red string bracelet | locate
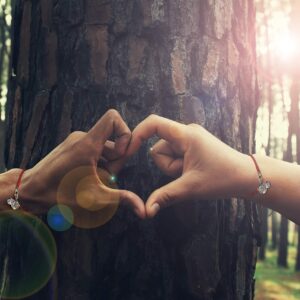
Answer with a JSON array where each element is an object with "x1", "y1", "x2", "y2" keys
[
  {"x1": 249, "y1": 154, "x2": 271, "y2": 196},
  {"x1": 7, "y1": 169, "x2": 26, "y2": 210}
]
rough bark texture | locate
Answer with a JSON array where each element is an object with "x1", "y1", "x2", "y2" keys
[
  {"x1": 271, "y1": 212, "x2": 278, "y2": 250},
  {"x1": 3, "y1": 1, "x2": 260, "y2": 299},
  {"x1": 258, "y1": 208, "x2": 268, "y2": 260},
  {"x1": 277, "y1": 216, "x2": 288, "y2": 268},
  {"x1": 0, "y1": 114, "x2": 4, "y2": 172},
  {"x1": 296, "y1": 226, "x2": 300, "y2": 271}
]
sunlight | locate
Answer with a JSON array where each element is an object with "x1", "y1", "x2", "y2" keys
[
  {"x1": 255, "y1": 1, "x2": 297, "y2": 157},
  {"x1": 276, "y1": 32, "x2": 299, "y2": 62},
  {"x1": 256, "y1": 3, "x2": 300, "y2": 65}
]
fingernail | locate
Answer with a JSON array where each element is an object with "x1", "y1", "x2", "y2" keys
[
  {"x1": 151, "y1": 203, "x2": 160, "y2": 216},
  {"x1": 134, "y1": 208, "x2": 146, "y2": 219}
]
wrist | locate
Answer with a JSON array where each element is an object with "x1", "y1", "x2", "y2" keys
[
  {"x1": 0, "y1": 168, "x2": 23, "y2": 210},
  {"x1": 18, "y1": 168, "x2": 38, "y2": 202},
  {"x1": 238, "y1": 153, "x2": 273, "y2": 200},
  {"x1": 235, "y1": 153, "x2": 260, "y2": 199},
  {"x1": 18, "y1": 167, "x2": 54, "y2": 213},
  {"x1": 1, "y1": 168, "x2": 21, "y2": 194}
]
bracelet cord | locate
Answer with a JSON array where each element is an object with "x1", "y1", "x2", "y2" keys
[
  {"x1": 249, "y1": 154, "x2": 271, "y2": 196},
  {"x1": 7, "y1": 169, "x2": 25, "y2": 210}
]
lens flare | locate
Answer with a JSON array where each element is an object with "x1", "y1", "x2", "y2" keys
[
  {"x1": 47, "y1": 205, "x2": 74, "y2": 231},
  {"x1": 56, "y1": 166, "x2": 120, "y2": 229},
  {"x1": 110, "y1": 175, "x2": 117, "y2": 183},
  {"x1": 276, "y1": 33, "x2": 299, "y2": 61},
  {"x1": 0, "y1": 211, "x2": 57, "y2": 299}
]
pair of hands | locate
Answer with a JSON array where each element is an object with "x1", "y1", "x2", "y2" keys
[{"x1": 20, "y1": 109, "x2": 252, "y2": 219}]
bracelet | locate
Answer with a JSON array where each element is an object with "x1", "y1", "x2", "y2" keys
[
  {"x1": 249, "y1": 154, "x2": 271, "y2": 195},
  {"x1": 7, "y1": 169, "x2": 25, "y2": 210}
]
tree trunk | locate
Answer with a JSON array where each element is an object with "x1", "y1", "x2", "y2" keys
[
  {"x1": 258, "y1": 208, "x2": 268, "y2": 260},
  {"x1": 0, "y1": 110, "x2": 4, "y2": 172},
  {"x1": 290, "y1": 77, "x2": 300, "y2": 271},
  {"x1": 296, "y1": 226, "x2": 300, "y2": 271},
  {"x1": 277, "y1": 216, "x2": 289, "y2": 268},
  {"x1": 271, "y1": 212, "x2": 278, "y2": 250},
  {"x1": 3, "y1": 1, "x2": 260, "y2": 299},
  {"x1": 291, "y1": 223, "x2": 297, "y2": 246},
  {"x1": 0, "y1": 0, "x2": 12, "y2": 172}
]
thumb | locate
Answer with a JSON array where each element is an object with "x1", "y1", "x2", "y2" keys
[
  {"x1": 150, "y1": 139, "x2": 183, "y2": 177},
  {"x1": 118, "y1": 189, "x2": 146, "y2": 219},
  {"x1": 145, "y1": 175, "x2": 189, "y2": 218},
  {"x1": 75, "y1": 174, "x2": 146, "y2": 219}
]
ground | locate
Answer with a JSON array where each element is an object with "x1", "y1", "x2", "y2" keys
[{"x1": 255, "y1": 241, "x2": 300, "y2": 300}]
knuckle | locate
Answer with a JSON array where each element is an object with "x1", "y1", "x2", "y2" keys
[
  {"x1": 147, "y1": 114, "x2": 159, "y2": 122},
  {"x1": 122, "y1": 128, "x2": 131, "y2": 137},
  {"x1": 68, "y1": 132, "x2": 96, "y2": 155},
  {"x1": 67, "y1": 130, "x2": 86, "y2": 141},
  {"x1": 149, "y1": 146, "x2": 157, "y2": 155},
  {"x1": 107, "y1": 109, "x2": 120, "y2": 119},
  {"x1": 188, "y1": 123, "x2": 200, "y2": 129},
  {"x1": 160, "y1": 193, "x2": 170, "y2": 208},
  {"x1": 155, "y1": 189, "x2": 170, "y2": 207}
]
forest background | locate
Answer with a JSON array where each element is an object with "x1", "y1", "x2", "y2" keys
[{"x1": 0, "y1": 0, "x2": 300, "y2": 299}]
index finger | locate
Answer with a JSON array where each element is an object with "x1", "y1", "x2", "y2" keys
[
  {"x1": 127, "y1": 115, "x2": 188, "y2": 156},
  {"x1": 88, "y1": 109, "x2": 131, "y2": 155}
]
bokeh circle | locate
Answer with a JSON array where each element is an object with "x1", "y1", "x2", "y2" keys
[
  {"x1": 56, "y1": 166, "x2": 120, "y2": 229},
  {"x1": 47, "y1": 204, "x2": 74, "y2": 232},
  {"x1": 0, "y1": 210, "x2": 57, "y2": 299}
]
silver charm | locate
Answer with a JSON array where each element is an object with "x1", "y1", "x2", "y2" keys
[
  {"x1": 7, "y1": 198, "x2": 21, "y2": 210},
  {"x1": 7, "y1": 188, "x2": 21, "y2": 210},
  {"x1": 258, "y1": 181, "x2": 271, "y2": 195}
]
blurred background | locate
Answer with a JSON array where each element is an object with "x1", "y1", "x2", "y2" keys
[
  {"x1": 0, "y1": 0, "x2": 299, "y2": 299},
  {"x1": 0, "y1": 0, "x2": 11, "y2": 173},
  {"x1": 255, "y1": 0, "x2": 300, "y2": 299}
]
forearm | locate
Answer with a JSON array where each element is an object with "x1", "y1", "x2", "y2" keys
[
  {"x1": 0, "y1": 169, "x2": 22, "y2": 211},
  {"x1": 241, "y1": 154, "x2": 300, "y2": 225}
]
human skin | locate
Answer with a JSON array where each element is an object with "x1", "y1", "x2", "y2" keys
[
  {"x1": 0, "y1": 109, "x2": 145, "y2": 218},
  {"x1": 1, "y1": 112, "x2": 300, "y2": 225},
  {"x1": 126, "y1": 115, "x2": 300, "y2": 225}
]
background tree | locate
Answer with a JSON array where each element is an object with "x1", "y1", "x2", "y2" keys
[
  {"x1": 296, "y1": 225, "x2": 300, "y2": 271},
  {"x1": 257, "y1": 66, "x2": 270, "y2": 259},
  {"x1": 255, "y1": 0, "x2": 300, "y2": 272},
  {"x1": 289, "y1": 0, "x2": 300, "y2": 273},
  {"x1": 0, "y1": 0, "x2": 12, "y2": 172},
  {"x1": 0, "y1": 107, "x2": 4, "y2": 171},
  {"x1": 277, "y1": 82, "x2": 298, "y2": 268},
  {"x1": 2, "y1": 1, "x2": 260, "y2": 299},
  {"x1": 277, "y1": 215, "x2": 289, "y2": 267}
]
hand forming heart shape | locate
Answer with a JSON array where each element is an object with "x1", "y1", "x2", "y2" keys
[
  {"x1": 101, "y1": 113, "x2": 253, "y2": 219},
  {"x1": 17, "y1": 110, "x2": 253, "y2": 222}
]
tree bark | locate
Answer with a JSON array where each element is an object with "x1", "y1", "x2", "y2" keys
[
  {"x1": 258, "y1": 208, "x2": 268, "y2": 260},
  {"x1": 0, "y1": 110, "x2": 4, "y2": 172},
  {"x1": 271, "y1": 213, "x2": 278, "y2": 250},
  {"x1": 296, "y1": 226, "x2": 300, "y2": 271},
  {"x1": 289, "y1": 78, "x2": 300, "y2": 271},
  {"x1": 277, "y1": 216, "x2": 289, "y2": 268},
  {"x1": 3, "y1": 1, "x2": 260, "y2": 299}
]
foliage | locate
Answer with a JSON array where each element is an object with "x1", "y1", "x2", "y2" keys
[{"x1": 255, "y1": 242, "x2": 300, "y2": 300}]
